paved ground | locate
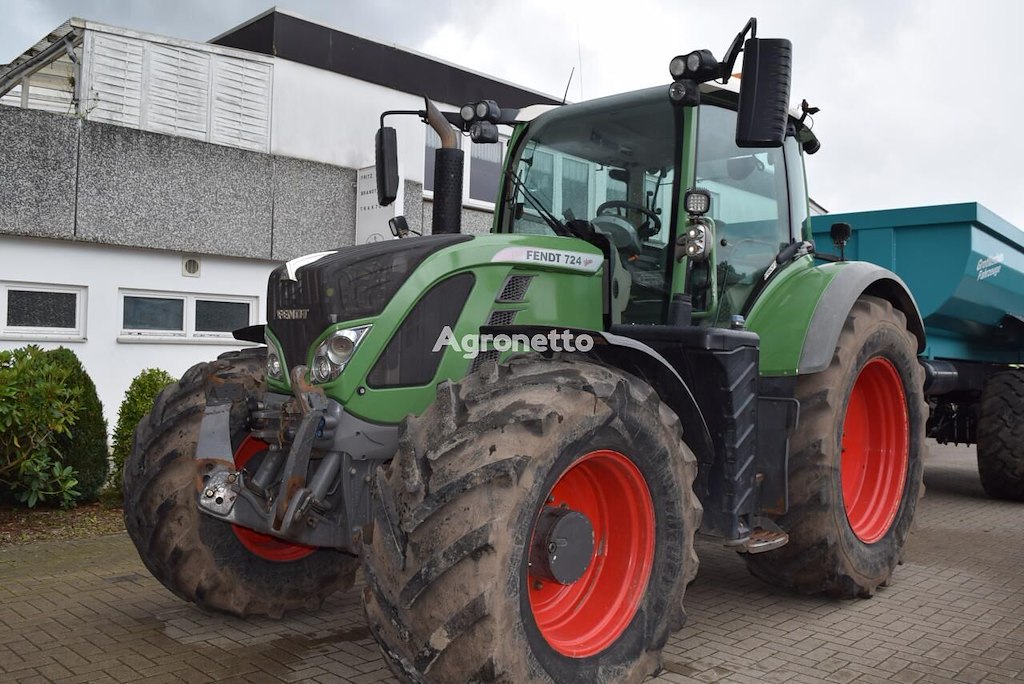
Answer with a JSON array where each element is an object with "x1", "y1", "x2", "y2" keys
[{"x1": 1, "y1": 441, "x2": 1021, "y2": 683}]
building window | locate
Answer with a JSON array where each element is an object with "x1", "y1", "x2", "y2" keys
[
  {"x1": 424, "y1": 130, "x2": 508, "y2": 208},
  {"x1": 195, "y1": 299, "x2": 250, "y2": 334},
  {"x1": 468, "y1": 139, "x2": 504, "y2": 203},
  {"x1": 123, "y1": 295, "x2": 185, "y2": 333},
  {"x1": 0, "y1": 282, "x2": 86, "y2": 340},
  {"x1": 423, "y1": 127, "x2": 460, "y2": 194},
  {"x1": 119, "y1": 290, "x2": 256, "y2": 341}
]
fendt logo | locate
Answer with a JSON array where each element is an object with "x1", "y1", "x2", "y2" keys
[{"x1": 275, "y1": 308, "x2": 310, "y2": 320}]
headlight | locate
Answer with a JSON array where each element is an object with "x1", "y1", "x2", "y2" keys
[
  {"x1": 310, "y1": 325, "x2": 371, "y2": 384},
  {"x1": 265, "y1": 332, "x2": 286, "y2": 381}
]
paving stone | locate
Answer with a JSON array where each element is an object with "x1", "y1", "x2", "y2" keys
[{"x1": 0, "y1": 442, "x2": 1021, "y2": 683}]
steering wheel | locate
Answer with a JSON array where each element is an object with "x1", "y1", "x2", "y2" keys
[{"x1": 596, "y1": 200, "x2": 662, "y2": 239}]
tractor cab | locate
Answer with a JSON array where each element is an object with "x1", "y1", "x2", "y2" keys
[{"x1": 497, "y1": 82, "x2": 817, "y2": 329}]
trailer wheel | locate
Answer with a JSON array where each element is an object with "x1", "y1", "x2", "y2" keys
[
  {"x1": 744, "y1": 296, "x2": 926, "y2": 597},
  {"x1": 123, "y1": 348, "x2": 358, "y2": 617},
  {"x1": 362, "y1": 356, "x2": 701, "y2": 683},
  {"x1": 977, "y1": 370, "x2": 1024, "y2": 501}
]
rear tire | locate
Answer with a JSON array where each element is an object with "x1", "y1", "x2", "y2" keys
[
  {"x1": 977, "y1": 370, "x2": 1024, "y2": 501},
  {"x1": 361, "y1": 356, "x2": 701, "y2": 683},
  {"x1": 123, "y1": 348, "x2": 358, "y2": 617},
  {"x1": 744, "y1": 296, "x2": 926, "y2": 597}
]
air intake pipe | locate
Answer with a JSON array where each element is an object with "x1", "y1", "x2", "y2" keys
[{"x1": 425, "y1": 98, "x2": 463, "y2": 235}]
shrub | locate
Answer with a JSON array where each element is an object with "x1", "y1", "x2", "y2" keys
[
  {"x1": 111, "y1": 368, "x2": 176, "y2": 491},
  {"x1": 0, "y1": 345, "x2": 81, "y2": 508},
  {"x1": 46, "y1": 348, "x2": 109, "y2": 502}
]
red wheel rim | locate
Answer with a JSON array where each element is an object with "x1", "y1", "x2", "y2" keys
[
  {"x1": 230, "y1": 436, "x2": 316, "y2": 562},
  {"x1": 528, "y1": 449, "x2": 655, "y2": 658},
  {"x1": 841, "y1": 357, "x2": 909, "y2": 544}
]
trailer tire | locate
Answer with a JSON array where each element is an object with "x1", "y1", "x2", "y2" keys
[
  {"x1": 362, "y1": 356, "x2": 701, "y2": 683},
  {"x1": 123, "y1": 348, "x2": 358, "y2": 618},
  {"x1": 977, "y1": 370, "x2": 1024, "y2": 501},
  {"x1": 744, "y1": 296, "x2": 926, "y2": 597}
]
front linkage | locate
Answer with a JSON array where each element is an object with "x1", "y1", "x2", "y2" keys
[{"x1": 194, "y1": 363, "x2": 396, "y2": 553}]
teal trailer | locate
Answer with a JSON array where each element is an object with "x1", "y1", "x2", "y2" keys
[{"x1": 812, "y1": 203, "x2": 1024, "y2": 498}]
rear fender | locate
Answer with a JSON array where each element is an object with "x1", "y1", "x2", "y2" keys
[
  {"x1": 747, "y1": 259, "x2": 925, "y2": 375},
  {"x1": 800, "y1": 263, "x2": 925, "y2": 374}
]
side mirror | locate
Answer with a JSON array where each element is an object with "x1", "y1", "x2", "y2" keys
[
  {"x1": 389, "y1": 215, "x2": 411, "y2": 238},
  {"x1": 736, "y1": 38, "x2": 792, "y2": 148},
  {"x1": 375, "y1": 126, "x2": 400, "y2": 206}
]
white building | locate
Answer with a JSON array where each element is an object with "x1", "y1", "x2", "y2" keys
[{"x1": 0, "y1": 9, "x2": 558, "y2": 427}]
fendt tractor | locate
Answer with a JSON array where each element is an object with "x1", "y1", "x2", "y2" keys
[{"x1": 124, "y1": 18, "x2": 1023, "y2": 684}]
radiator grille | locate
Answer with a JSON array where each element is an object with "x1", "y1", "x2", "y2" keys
[
  {"x1": 487, "y1": 309, "x2": 519, "y2": 327},
  {"x1": 497, "y1": 275, "x2": 533, "y2": 302}
]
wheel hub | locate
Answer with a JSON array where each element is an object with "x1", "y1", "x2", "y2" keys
[
  {"x1": 529, "y1": 507, "x2": 595, "y2": 585},
  {"x1": 527, "y1": 449, "x2": 656, "y2": 658},
  {"x1": 841, "y1": 357, "x2": 909, "y2": 544}
]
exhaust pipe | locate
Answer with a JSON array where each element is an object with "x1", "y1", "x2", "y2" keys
[{"x1": 425, "y1": 98, "x2": 463, "y2": 235}]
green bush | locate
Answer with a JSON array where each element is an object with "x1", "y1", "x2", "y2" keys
[
  {"x1": 111, "y1": 368, "x2": 176, "y2": 491},
  {"x1": 0, "y1": 345, "x2": 82, "y2": 508},
  {"x1": 46, "y1": 348, "x2": 109, "y2": 502}
]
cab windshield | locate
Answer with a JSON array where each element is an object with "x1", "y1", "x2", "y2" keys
[{"x1": 504, "y1": 89, "x2": 677, "y2": 323}]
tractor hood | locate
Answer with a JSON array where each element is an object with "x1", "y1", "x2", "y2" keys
[
  {"x1": 265, "y1": 233, "x2": 606, "y2": 423},
  {"x1": 268, "y1": 235, "x2": 472, "y2": 369}
]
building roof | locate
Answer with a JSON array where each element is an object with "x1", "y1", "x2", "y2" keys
[
  {"x1": 210, "y1": 7, "x2": 561, "y2": 109},
  {"x1": 0, "y1": 19, "x2": 80, "y2": 97}
]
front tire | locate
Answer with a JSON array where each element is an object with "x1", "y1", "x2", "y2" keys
[
  {"x1": 123, "y1": 348, "x2": 359, "y2": 617},
  {"x1": 977, "y1": 370, "x2": 1024, "y2": 501},
  {"x1": 745, "y1": 296, "x2": 926, "y2": 597},
  {"x1": 362, "y1": 356, "x2": 701, "y2": 683}
]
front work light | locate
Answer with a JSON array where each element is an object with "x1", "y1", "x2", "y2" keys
[
  {"x1": 668, "y1": 50, "x2": 720, "y2": 82},
  {"x1": 458, "y1": 100, "x2": 503, "y2": 135},
  {"x1": 684, "y1": 188, "x2": 712, "y2": 216},
  {"x1": 470, "y1": 121, "x2": 499, "y2": 143},
  {"x1": 669, "y1": 55, "x2": 688, "y2": 80},
  {"x1": 474, "y1": 100, "x2": 500, "y2": 122}
]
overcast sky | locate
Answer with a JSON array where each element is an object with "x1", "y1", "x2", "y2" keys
[{"x1": 4, "y1": 1, "x2": 1024, "y2": 227}]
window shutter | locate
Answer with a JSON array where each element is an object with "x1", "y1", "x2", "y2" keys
[
  {"x1": 211, "y1": 56, "x2": 272, "y2": 152},
  {"x1": 143, "y1": 43, "x2": 210, "y2": 140},
  {"x1": 86, "y1": 31, "x2": 144, "y2": 127}
]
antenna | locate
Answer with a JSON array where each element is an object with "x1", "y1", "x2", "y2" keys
[{"x1": 561, "y1": 67, "x2": 575, "y2": 105}]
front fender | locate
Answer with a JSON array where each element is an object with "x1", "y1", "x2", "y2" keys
[{"x1": 479, "y1": 324, "x2": 715, "y2": 468}]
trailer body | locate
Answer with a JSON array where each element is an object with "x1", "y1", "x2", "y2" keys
[{"x1": 812, "y1": 203, "x2": 1024, "y2": 365}]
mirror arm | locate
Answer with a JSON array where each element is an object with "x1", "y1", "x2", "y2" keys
[
  {"x1": 719, "y1": 17, "x2": 757, "y2": 83},
  {"x1": 379, "y1": 109, "x2": 424, "y2": 129}
]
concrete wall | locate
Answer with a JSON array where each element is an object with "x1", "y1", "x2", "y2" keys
[
  {"x1": 0, "y1": 107, "x2": 78, "y2": 241},
  {"x1": 0, "y1": 106, "x2": 359, "y2": 262}
]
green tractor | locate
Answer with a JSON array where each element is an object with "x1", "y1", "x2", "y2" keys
[{"x1": 124, "y1": 19, "x2": 927, "y2": 682}]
